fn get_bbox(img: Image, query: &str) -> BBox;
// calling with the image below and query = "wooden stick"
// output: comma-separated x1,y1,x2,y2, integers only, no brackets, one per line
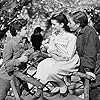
84,78,89,100
22,57,42,74
10,79,21,100
73,72,90,100
73,72,92,80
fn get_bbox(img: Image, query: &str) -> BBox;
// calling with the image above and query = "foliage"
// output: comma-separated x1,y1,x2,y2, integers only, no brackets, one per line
0,0,100,26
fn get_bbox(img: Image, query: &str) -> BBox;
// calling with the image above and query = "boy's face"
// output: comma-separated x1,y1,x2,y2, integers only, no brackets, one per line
67,17,78,31
19,26,27,37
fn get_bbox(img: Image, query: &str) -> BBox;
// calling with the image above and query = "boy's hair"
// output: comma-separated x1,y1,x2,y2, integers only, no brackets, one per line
9,19,27,36
71,11,88,28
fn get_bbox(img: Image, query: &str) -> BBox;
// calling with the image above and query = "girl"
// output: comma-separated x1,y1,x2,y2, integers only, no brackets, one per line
34,13,80,96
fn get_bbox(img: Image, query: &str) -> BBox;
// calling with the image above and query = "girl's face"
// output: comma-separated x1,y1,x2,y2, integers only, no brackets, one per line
19,26,27,37
67,17,79,31
51,19,63,32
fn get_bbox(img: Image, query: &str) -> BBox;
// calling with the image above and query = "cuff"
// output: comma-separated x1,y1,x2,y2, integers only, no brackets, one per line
14,59,21,66
84,68,91,72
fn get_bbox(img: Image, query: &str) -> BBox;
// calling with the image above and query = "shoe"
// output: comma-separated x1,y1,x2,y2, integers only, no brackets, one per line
43,87,51,93
60,85,68,97
50,87,60,96
60,90,68,97
43,83,54,92
32,89,43,100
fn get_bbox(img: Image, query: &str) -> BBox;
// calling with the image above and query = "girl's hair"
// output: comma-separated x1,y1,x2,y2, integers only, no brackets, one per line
9,19,27,36
51,13,71,32
45,19,52,32
71,11,88,28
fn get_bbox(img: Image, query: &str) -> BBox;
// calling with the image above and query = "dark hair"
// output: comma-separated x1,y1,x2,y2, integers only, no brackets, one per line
46,19,52,31
0,27,8,40
94,22,100,35
9,24,17,36
9,19,27,36
71,11,88,28
51,13,71,32
34,27,44,35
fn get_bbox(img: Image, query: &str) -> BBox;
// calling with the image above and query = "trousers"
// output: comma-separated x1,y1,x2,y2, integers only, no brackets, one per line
90,86,100,100
0,78,10,100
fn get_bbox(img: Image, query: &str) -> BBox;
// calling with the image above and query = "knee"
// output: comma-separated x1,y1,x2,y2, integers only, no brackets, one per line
48,71,60,80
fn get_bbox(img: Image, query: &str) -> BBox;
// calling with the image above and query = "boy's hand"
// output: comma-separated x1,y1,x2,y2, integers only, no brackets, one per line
18,54,28,63
86,72,96,81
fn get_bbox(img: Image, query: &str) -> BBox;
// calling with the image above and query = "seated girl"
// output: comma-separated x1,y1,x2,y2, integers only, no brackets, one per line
34,13,80,96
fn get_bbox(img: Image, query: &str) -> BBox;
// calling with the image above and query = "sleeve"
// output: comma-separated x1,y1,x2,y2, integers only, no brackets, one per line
24,47,35,58
56,36,77,60
65,37,77,59
47,37,56,53
28,50,40,61
3,42,21,72
81,32,97,72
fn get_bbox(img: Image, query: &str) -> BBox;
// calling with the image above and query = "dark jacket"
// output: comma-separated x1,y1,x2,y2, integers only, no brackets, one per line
76,25,100,73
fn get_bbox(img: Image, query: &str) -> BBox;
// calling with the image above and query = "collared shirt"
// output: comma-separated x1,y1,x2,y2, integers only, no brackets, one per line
0,35,31,80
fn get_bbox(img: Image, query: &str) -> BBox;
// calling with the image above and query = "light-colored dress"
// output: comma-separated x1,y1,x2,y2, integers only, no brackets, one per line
34,32,80,84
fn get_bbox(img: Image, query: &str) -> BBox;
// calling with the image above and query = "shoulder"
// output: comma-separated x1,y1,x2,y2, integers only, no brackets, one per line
4,39,16,49
84,26,97,34
61,32,77,44
64,32,77,40
84,26,98,40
